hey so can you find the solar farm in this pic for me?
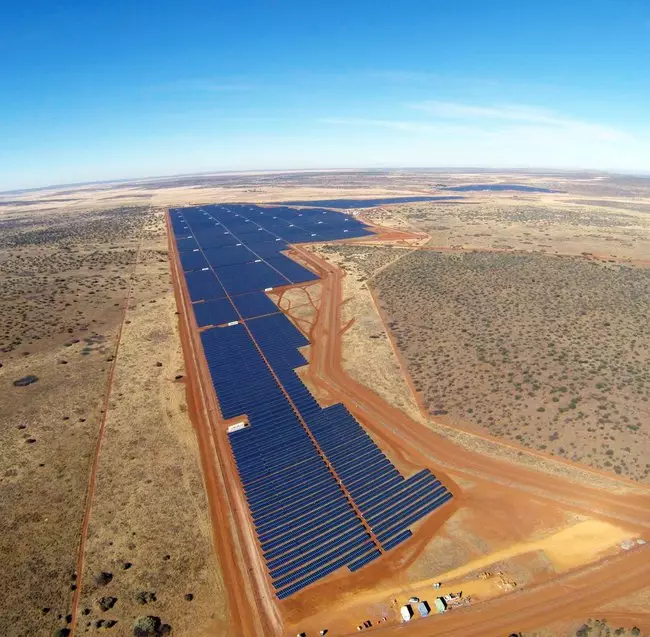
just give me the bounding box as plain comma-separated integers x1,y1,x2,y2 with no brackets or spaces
169,204,453,603
5,171,650,637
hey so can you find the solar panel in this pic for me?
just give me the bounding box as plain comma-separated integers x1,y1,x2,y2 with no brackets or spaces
170,204,453,598
232,291,280,319
193,299,239,327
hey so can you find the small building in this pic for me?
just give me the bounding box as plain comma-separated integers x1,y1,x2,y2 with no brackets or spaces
433,597,447,614
417,601,431,617
400,605,413,622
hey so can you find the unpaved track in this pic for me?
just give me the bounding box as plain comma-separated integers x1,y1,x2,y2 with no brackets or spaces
68,238,142,637
373,548,650,635
291,242,650,635
168,212,650,637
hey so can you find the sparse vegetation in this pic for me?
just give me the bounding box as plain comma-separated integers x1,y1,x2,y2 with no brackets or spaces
374,250,650,482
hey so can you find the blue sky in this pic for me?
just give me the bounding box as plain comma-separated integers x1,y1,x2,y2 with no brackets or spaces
1,0,649,190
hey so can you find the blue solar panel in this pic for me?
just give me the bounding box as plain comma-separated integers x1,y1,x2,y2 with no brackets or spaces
276,541,375,599
180,250,208,271
203,244,257,267
381,529,412,551
176,236,199,252
185,270,227,302
170,204,454,598
232,291,280,319
348,548,381,572
265,255,320,284
193,299,239,328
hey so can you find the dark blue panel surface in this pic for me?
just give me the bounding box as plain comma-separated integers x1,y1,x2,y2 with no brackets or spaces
232,291,280,319
170,204,453,599
193,299,239,328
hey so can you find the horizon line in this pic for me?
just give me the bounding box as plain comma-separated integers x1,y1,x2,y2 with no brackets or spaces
2,165,649,195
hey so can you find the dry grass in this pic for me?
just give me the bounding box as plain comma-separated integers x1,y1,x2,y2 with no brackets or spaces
373,250,650,482
0,206,225,636
0,206,153,636
75,223,228,636
363,196,650,261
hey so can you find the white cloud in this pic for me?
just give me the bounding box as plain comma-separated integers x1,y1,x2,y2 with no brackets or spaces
319,103,650,172
320,117,477,135
408,100,630,142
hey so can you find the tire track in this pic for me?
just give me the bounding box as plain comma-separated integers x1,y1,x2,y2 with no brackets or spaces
68,236,143,637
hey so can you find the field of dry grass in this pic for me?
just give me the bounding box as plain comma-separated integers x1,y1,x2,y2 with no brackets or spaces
365,196,650,261
0,205,225,636
373,250,650,482
0,206,152,635
74,218,227,637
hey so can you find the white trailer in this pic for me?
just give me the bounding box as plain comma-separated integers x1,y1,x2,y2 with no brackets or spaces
400,605,413,622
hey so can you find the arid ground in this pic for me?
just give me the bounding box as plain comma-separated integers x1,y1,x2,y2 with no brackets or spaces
0,203,225,636
2,169,650,637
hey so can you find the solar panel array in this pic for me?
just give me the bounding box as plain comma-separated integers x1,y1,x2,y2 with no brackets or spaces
170,203,453,599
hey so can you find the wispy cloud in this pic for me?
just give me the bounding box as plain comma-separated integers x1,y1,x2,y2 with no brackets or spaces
152,79,255,93
408,101,630,142
320,117,478,136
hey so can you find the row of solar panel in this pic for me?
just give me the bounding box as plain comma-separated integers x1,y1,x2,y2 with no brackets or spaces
276,541,376,600
300,399,453,550
205,312,451,560
198,315,390,590
192,291,280,327
348,548,382,572
198,210,365,244
173,212,320,298
196,203,370,230
198,315,379,588
198,204,367,231
176,205,371,248
171,206,453,599
222,313,451,570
